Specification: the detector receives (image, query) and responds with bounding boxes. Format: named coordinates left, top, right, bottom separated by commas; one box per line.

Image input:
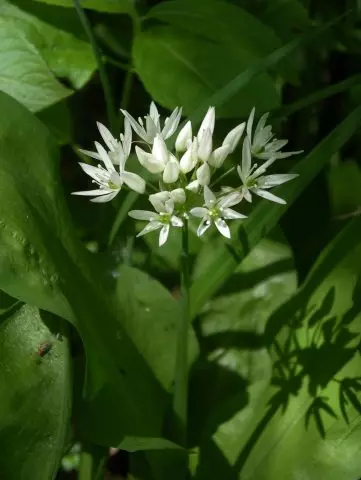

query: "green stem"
left=211, top=166, right=236, bottom=188
left=74, top=0, right=117, bottom=132
left=173, top=219, right=190, bottom=448
left=78, top=451, right=93, bottom=480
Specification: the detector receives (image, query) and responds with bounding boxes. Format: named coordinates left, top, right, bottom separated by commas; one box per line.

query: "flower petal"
left=170, top=188, right=186, bottom=204
left=241, top=136, right=252, bottom=178
left=198, top=128, right=213, bottom=162
left=152, top=134, right=169, bottom=166
left=186, top=180, right=200, bottom=192
left=197, top=217, right=211, bottom=237
left=129, top=210, right=158, bottom=221
left=72, top=188, right=112, bottom=196
left=150, top=102, right=160, bottom=130
left=159, top=224, right=170, bottom=246
left=246, top=107, right=255, bottom=141
left=97, top=122, right=118, bottom=151
left=198, top=106, right=215, bottom=137
left=222, top=122, right=245, bottom=153
left=162, top=107, right=182, bottom=139
left=122, top=171, right=146, bottom=193
left=190, top=207, right=208, bottom=218
left=215, top=217, right=230, bottom=238
left=218, top=191, right=243, bottom=208
left=137, top=221, right=162, bottom=237
left=78, top=162, right=109, bottom=183
left=203, top=185, right=216, bottom=206
left=121, top=109, right=147, bottom=141
left=180, top=139, right=198, bottom=173
left=252, top=188, right=286, bottom=204
left=171, top=215, right=184, bottom=227
left=222, top=208, right=247, bottom=220
left=135, top=146, right=164, bottom=173
left=261, top=173, right=298, bottom=188
left=175, top=120, right=192, bottom=152
left=91, top=191, right=119, bottom=203
left=149, top=191, right=170, bottom=212
left=208, top=145, right=230, bottom=168
left=163, top=156, right=180, bottom=183
left=79, top=148, right=102, bottom=161
left=95, top=141, right=116, bottom=172
left=196, top=163, right=211, bottom=186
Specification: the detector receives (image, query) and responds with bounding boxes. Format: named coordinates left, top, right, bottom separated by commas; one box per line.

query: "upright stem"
left=78, top=451, right=92, bottom=480
left=74, top=0, right=117, bottom=132
left=173, top=219, right=190, bottom=448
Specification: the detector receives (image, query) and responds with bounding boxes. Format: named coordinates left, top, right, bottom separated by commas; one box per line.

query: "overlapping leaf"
left=0, top=305, right=71, bottom=480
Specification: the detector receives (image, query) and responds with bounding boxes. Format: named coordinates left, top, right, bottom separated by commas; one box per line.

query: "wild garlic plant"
left=73, top=103, right=300, bottom=245
left=73, top=103, right=301, bottom=445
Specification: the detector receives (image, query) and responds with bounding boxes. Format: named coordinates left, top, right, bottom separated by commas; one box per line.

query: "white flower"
left=180, top=137, right=198, bottom=174
left=222, top=122, right=246, bottom=153
left=175, top=121, right=192, bottom=152
left=135, top=134, right=169, bottom=173
left=198, top=107, right=215, bottom=138
left=234, top=137, right=298, bottom=204
left=73, top=141, right=145, bottom=203
left=247, top=107, right=302, bottom=160
left=149, top=188, right=186, bottom=211
left=121, top=102, right=182, bottom=144
left=163, top=154, right=180, bottom=183
left=129, top=200, right=183, bottom=246
left=190, top=186, right=246, bottom=238
left=80, top=119, right=132, bottom=166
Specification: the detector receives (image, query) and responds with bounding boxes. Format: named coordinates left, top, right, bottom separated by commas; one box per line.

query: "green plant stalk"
left=173, top=219, right=190, bottom=450
left=73, top=0, right=117, bottom=133
left=78, top=451, right=93, bottom=480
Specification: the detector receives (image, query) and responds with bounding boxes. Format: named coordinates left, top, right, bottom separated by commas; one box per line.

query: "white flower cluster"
left=73, top=103, right=301, bottom=246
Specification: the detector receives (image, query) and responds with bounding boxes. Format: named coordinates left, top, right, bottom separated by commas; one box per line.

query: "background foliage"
left=0, top=0, right=361, bottom=479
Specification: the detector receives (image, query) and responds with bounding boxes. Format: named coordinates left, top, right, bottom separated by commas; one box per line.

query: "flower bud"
left=163, top=155, right=180, bottom=183
left=186, top=180, right=200, bottom=192
left=175, top=121, right=192, bottom=152
left=222, top=122, right=245, bottom=153
left=198, top=129, right=212, bottom=162
left=149, top=191, right=170, bottom=212
left=208, top=145, right=230, bottom=168
left=198, top=106, right=215, bottom=137
left=170, top=188, right=186, bottom=204
left=180, top=138, right=198, bottom=173
left=152, top=134, right=169, bottom=168
left=196, top=163, right=211, bottom=186
left=135, top=146, right=164, bottom=173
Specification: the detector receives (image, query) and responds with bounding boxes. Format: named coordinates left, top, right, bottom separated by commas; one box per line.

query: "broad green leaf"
left=147, top=0, right=298, bottom=83
left=0, top=19, right=71, bottom=112
left=190, top=104, right=361, bottom=318
left=0, top=91, right=195, bottom=443
left=189, top=236, right=297, bottom=477
left=187, top=13, right=349, bottom=126
left=251, top=0, right=310, bottom=40
left=74, top=264, right=198, bottom=446
left=133, top=25, right=280, bottom=117
left=1, top=0, right=96, bottom=90
left=236, top=216, right=361, bottom=480
left=147, top=0, right=282, bottom=60
left=193, top=217, right=361, bottom=480
left=31, top=0, right=136, bottom=14
left=0, top=304, right=71, bottom=480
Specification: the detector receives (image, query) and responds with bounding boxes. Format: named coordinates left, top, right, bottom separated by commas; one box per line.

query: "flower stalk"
left=173, top=218, right=191, bottom=448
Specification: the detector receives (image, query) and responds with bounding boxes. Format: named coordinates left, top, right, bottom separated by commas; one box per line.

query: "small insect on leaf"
left=37, top=342, right=52, bottom=358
